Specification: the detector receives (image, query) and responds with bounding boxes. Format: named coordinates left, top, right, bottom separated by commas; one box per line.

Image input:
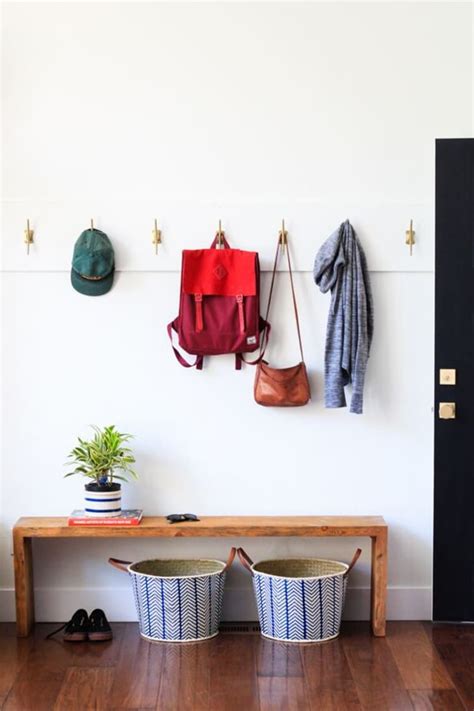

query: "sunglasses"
left=166, top=513, right=200, bottom=524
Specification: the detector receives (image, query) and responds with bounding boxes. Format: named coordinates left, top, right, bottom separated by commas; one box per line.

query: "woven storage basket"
left=109, top=548, right=236, bottom=642
left=238, top=548, right=361, bottom=643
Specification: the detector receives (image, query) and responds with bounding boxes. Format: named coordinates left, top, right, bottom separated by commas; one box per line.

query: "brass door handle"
left=439, top=402, right=456, bottom=419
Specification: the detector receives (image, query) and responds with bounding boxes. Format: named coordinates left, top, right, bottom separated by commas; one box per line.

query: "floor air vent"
left=219, top=622, right=261, bottom=634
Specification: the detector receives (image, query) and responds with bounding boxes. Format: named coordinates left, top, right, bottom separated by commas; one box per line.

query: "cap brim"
left=71, top=269, right=114, bottom=296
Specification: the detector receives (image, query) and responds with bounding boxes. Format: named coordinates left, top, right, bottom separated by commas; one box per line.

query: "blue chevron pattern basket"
left=238, top=548, right=361, bottom=643
left=109, top=548, right=236, bottom=642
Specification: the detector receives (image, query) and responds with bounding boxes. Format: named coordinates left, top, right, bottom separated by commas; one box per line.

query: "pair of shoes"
left=46, top=608, right=113, bottom=642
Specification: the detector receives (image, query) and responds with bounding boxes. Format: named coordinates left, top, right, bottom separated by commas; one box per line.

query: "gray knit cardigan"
left=313, top=220, right=374, bottom=414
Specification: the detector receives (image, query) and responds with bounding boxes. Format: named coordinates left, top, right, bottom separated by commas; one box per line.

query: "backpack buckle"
left=194, top=294, right=204, bottom=332
left=236, top=294, right=245, bottom=333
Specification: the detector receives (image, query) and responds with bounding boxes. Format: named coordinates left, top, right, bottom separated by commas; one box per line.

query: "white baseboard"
left=0, top=586, right=432, bottom=623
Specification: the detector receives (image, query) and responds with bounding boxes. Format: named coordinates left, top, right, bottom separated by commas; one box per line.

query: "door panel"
left=433, top=138, right=474, bottom=621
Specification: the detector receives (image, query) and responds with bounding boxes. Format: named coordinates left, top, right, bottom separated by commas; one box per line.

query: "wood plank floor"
left=0, top=622, right=472, bottom=710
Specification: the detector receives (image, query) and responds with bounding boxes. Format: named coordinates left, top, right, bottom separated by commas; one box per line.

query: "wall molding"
left=2, top=201, right=434, bottom=273
left=0, top=586, right=432, bottom=624
left=0, top=269, right=434, bottom=275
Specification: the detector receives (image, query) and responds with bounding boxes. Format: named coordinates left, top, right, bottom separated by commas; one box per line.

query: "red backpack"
left=168, top=236, right=269, bottom=369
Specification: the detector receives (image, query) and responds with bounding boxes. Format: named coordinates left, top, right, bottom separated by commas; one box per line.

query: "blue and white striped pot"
left=238, top=548, right=361, bottom=643
left=84, top=484, right=122, bottom=517
left=108, top=548, right=236, bottom=642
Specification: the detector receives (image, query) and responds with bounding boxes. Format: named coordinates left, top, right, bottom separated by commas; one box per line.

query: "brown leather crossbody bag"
left=254, top=236, right=311, bottom=407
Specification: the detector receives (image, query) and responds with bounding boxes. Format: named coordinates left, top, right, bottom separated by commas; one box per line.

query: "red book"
left=68, top=509, right=143, bottom=526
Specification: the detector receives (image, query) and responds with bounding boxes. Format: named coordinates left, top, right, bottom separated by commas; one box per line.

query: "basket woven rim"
left=252, top=557, right=349, bottom=580
left=260, top=630, right=341, bottom=644
left=128, top=558, right=226, bottom=579
left=139, top=630, right=220, bottom=644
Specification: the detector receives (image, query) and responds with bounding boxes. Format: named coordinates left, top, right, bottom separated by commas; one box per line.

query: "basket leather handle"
left=108, top=557, right=132, bottom=573
left=237, top=547, right=255, bottom=576
left=344, top=548, right=362, bottom=577
left=223, top=546, right=237, bottom=572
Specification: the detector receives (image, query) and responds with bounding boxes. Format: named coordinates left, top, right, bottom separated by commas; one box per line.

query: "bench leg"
left=13, top=533, right=35, bottom=637
left=370, top=531, right=387, bottom=637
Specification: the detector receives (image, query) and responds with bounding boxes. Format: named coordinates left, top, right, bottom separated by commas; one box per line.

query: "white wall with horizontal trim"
left=1, top=1, right=472, bottom=622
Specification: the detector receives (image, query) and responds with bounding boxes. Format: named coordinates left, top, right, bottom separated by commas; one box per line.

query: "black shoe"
left=46, top=608, right=89, bottom=642
left=87, top=609, right=113, bottom=642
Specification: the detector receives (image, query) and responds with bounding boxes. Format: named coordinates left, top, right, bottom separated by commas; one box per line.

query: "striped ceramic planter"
left=84, top=484, right=121, bottom=517
left=238, top=548, right=361, bottom=643
left=108, top=548, right=236, bottom=642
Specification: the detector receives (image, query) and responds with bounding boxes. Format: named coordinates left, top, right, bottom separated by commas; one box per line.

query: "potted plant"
left=66, top=425, right=137, bottom=516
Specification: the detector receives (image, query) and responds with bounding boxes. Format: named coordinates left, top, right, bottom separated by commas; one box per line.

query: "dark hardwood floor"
left=0, top=622, right=472, bottom=710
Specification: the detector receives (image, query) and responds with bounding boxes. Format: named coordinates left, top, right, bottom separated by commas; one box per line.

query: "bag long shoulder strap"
left=263, top=236, right=305, bottom=363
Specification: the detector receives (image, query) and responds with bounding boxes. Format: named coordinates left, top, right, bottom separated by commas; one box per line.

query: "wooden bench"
left=13, top=515, right=388, bottom=637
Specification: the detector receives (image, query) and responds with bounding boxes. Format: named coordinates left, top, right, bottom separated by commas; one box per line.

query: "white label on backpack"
left=247, top=335, right=257, bottom=345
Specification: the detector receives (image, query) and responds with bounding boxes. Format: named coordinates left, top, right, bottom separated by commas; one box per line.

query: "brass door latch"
left=439, top=402, right=456, bottom=419
left=439, top=369, right=456, bottom=385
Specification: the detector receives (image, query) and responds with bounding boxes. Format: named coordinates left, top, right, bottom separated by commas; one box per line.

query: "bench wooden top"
left=13, top=515, right=387, bottom=538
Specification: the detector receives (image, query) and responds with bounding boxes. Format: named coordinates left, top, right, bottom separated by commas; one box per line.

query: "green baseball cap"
left=71, top=228, right=115, bottom=296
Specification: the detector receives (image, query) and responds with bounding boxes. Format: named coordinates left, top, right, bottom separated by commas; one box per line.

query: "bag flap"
left=182, top=249, right=257, bottom=296
left=258, top=362, right=305, bottom=383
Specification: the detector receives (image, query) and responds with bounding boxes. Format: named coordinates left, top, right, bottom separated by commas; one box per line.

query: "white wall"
left=1, top=2, right=472, bottom=623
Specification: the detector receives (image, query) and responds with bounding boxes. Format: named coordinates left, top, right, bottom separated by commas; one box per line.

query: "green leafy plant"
left=65, top=425, right=137, bottom=485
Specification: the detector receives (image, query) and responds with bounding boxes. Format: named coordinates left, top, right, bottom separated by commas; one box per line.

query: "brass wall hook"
left=24, top=219, right=34, bottom=255
left=216, top=219, right=225, bottom=248
left=279, top=219, right=288, bottom=251
left=405, top=219, right=415, bottom=256
left=152, top=218, right=162, bottom=255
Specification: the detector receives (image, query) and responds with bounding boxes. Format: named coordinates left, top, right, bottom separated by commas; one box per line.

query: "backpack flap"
left=183, top=249, right=257, bottom=297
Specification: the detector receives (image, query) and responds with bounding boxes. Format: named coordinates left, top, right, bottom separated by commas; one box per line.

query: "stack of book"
left=68, top=509, right=143, bottom=526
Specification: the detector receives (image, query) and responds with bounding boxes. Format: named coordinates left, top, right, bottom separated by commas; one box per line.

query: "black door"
left=433, top=138, right=474, bottom=621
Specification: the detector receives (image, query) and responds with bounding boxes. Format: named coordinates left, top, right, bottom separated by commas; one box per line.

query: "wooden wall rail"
left=12, top=515, right=388, bottom=638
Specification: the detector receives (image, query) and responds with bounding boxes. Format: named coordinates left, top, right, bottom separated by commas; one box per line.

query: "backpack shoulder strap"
left=235, top=318, right=271, bottom=369
left=167, top=321, right=203, bottom=370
